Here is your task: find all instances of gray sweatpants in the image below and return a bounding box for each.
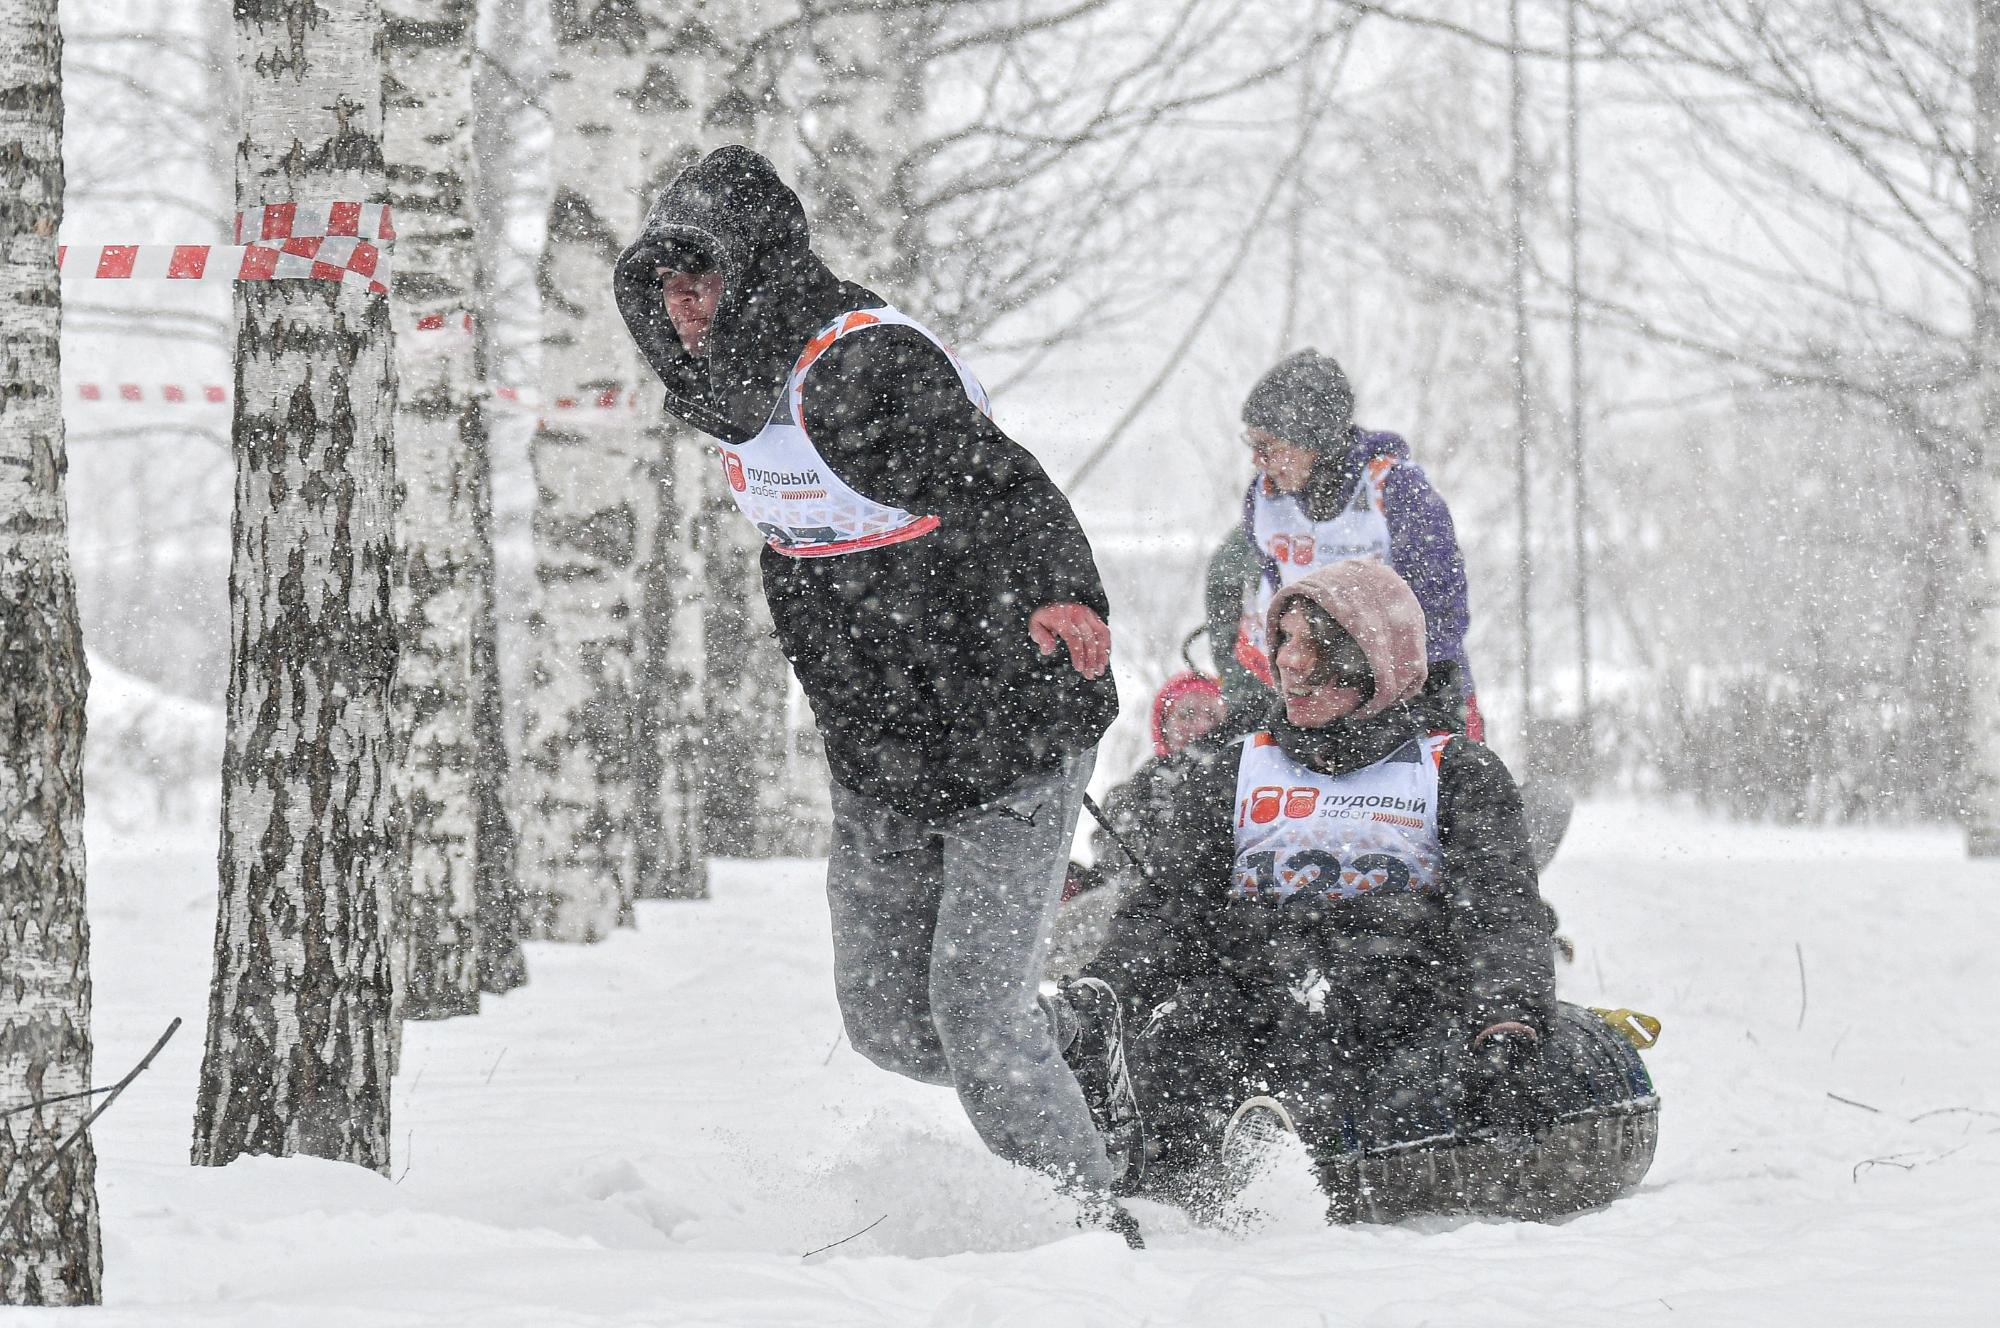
[825,749,1111,1192]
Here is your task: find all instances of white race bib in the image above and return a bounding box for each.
[717,306,990,558]
[1230,728,1450,904]
[1236,458,1395,682]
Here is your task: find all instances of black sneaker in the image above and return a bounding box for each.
[1060,977,1148,1195]
[1075,1191,1147,1249]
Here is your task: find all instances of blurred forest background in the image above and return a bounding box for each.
[60,0,1968,832]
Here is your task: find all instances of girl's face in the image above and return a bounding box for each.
[1273,606,1370,728]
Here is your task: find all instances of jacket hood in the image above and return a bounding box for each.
[613,145,879,444]
[1266,560,1429,720]
[1292,426,1410,519]
[1346,426,1408,467]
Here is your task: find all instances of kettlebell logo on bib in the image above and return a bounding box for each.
[1241,785,1328,826]
[723,451,747,493]
[1269,533,1317,566]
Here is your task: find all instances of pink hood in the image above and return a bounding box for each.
[1265,561,1428,719]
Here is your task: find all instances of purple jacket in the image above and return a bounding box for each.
[1240,427,1475,692]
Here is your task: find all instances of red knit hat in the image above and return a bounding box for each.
[1151,671,1224,757]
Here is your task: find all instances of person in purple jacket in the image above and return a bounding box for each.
[1221,350,1483,739]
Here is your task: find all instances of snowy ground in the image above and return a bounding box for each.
[23,800,2000,1326]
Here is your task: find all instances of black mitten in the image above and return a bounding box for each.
[1463,1025,1563,1141]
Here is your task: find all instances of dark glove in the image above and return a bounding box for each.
[1462,1022,1563,1142]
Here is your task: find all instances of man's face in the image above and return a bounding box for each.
[1246,426,1317,494]
[660,269,724,356]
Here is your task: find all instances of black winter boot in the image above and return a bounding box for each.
[1055,977,1149,1196]
[1074,1190,1147,1249]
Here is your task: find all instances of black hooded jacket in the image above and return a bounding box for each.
[1082,699,1554,1048]
[615,148,1118,820]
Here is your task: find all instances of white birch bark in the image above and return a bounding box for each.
[465,0,538,992]
[191,0,399,1174]
[694,475,797,856]
[632,398,707,895]
[466,404,529,990]
[384,0,483,1016]
[1972,0,2000,854]
[793,6,902,283]
[630,0,711,898]
[469,444,529,981]
[0,0,101,1303]
[517,0,649,939]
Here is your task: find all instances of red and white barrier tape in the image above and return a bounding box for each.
[491,385,639,413]
[59,202,394,295]
[74,383,229,404]
[69,381,640,414]
[404,309,475,358]
[235,202,394,243]
[414,311,474,335]
[58,238,390,295]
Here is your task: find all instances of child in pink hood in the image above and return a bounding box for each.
[1053,561,1657,1222]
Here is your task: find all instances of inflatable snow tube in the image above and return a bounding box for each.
[1319,1003,1660,1224]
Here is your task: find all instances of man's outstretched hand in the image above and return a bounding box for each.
[1029,603,1111,679]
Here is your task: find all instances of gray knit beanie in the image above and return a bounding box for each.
[1241,350,1355,456]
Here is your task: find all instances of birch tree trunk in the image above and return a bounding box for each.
[630,0,709,898]
[384,0,483,1017]
[468,388,528,988]
[192,0,399,1174]
[1971,0,2000,854]
[794,6,902,285]
[0,0,101,1302]
[465,0,538,992]
[469,462,529,976]
[694,476,792,859]
[631,445,707,896]
[1506,0,1537,770]
[517,0,649,939]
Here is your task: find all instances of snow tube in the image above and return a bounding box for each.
[1318,1003,1659,1224]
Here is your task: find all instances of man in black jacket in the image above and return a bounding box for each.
[614,148,1132,1235]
